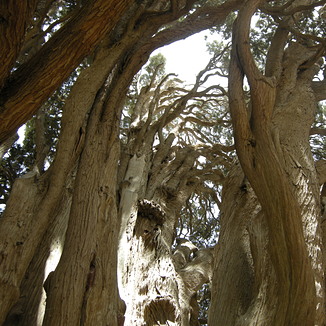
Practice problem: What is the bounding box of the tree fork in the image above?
[228,0,317,324]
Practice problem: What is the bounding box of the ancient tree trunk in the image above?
[42,97,121,325]
[119,200,213,326]
[0,172,45,325]
[117,71,221,324]
[121,200,181,325]
[210,1,325,325]
[0,41,115,323]
[117,148,203,326]
[3,180,72,326]
[0,1,242,324]
[209,164,259,325]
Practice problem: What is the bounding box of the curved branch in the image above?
[233,0,267,88]
[231,0,276,137]
[262,0,326,16]
[229,2,317,324]
[0,1,38,88]
[265,24,289,79]
[149,0,241,53]
[228,2,255,169]
[0,0,135,146]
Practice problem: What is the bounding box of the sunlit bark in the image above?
[117,63,229,325]
[42,94,121,325]
[3,182,72,326]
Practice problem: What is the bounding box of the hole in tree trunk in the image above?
[144,298,176,325]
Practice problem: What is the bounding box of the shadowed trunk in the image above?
[3,177,72,326]
[209,1,325,325]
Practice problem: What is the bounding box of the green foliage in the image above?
[210,11,236,41]
[0,66,82,215]
[0,144,32,209]
[250,12,277,69]
[177,191,220,248]
[295,8,326,39]
[139,53,167,87]
[197,283,211,325]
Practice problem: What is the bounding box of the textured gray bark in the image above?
[117,62,226,325]
[119,200,214,326]
[3,180,72,326]
[2,1,325,325]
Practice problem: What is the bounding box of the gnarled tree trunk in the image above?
[210,1,325,325]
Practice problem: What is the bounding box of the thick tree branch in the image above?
[233,0,265,87]
[310,127,326,136]
[312,80,326,101]
[0,1,38,88]
[0,0,135,146]
[316,160,326,185]
[228,1,317,324]
[149,0,241,53]
[265,25,289,79]
[0,133,18,160]
[0,0,241,148]
[228,3,255,170]
[231,0,276,134]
